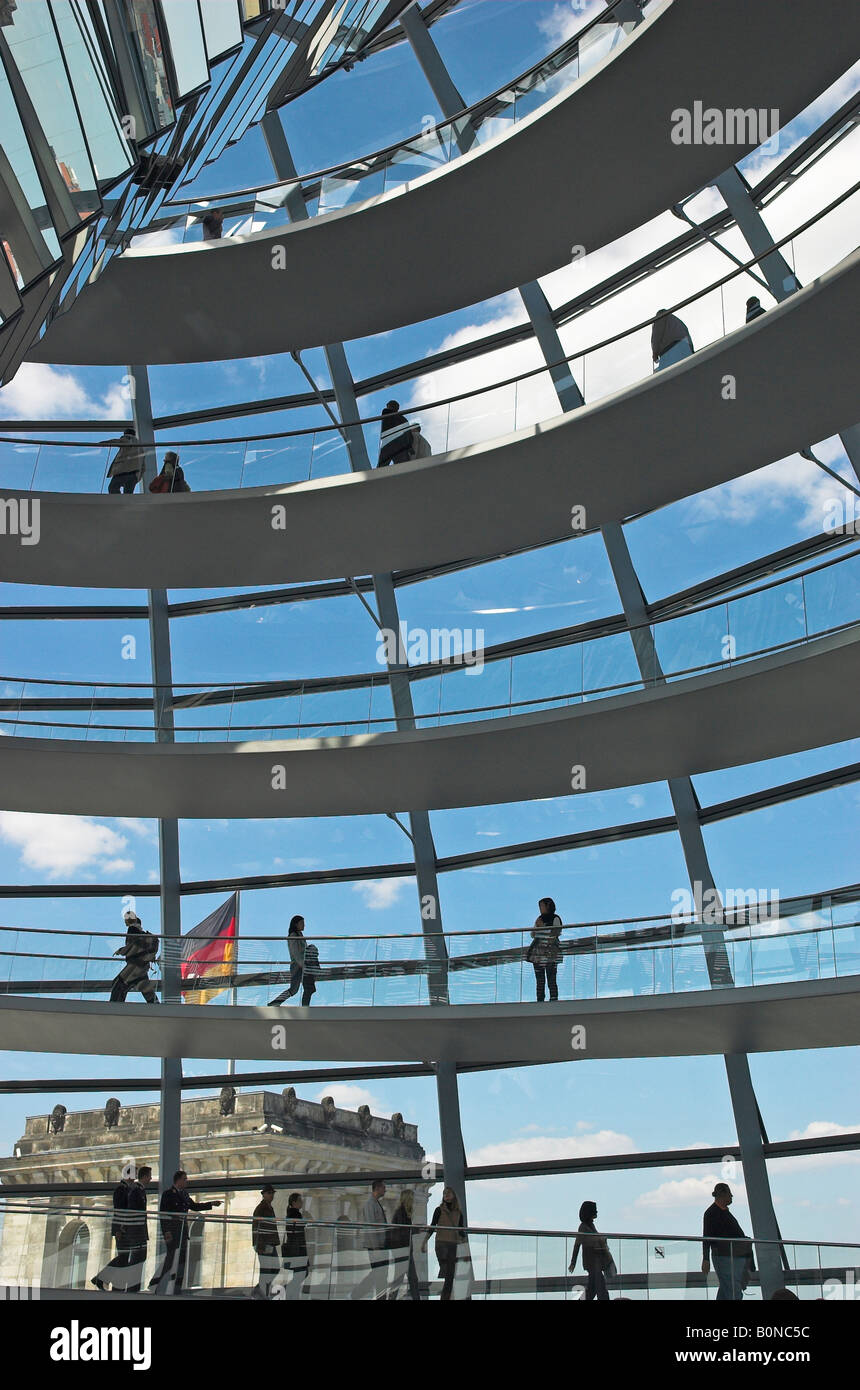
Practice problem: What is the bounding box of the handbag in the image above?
[525,941,536,962]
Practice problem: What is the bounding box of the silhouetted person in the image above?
[702,1182,754,1300]
[529,896,562,1001]
[281,1191,309,1299]
[569,1200,613,1301]
[109,910,159,1004]
[149,1170,221,1295]
[388,1189,420,1301]
[120,1165,151,1292]
[351,1179,389,1299]
[149,450,190,493]
[376,400,429,466]
[424,1186,467,1301]
[252,1183,280,1298]
[105,428,144,494]
[201,208,225,240]
[770,1287,799,1300]
[651,308,694,370]
[745,295,766,322]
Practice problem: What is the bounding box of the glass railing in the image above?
[2,184,856,496]
[1,890,857,1006]
[0,1198,854,1300]
[145,0,641,243]
[0,547,856,741]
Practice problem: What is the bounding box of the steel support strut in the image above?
[130,363,182,1196]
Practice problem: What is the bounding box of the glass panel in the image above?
[0,64,60,286]
[199,0,242,61]
[4,1,100,220]
[50,0,134,187]
[160,0,209,98]
[123,0,175,130]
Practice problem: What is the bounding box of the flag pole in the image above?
[227,890,239,1077]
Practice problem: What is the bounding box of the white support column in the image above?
[130,362,182,1196]
[435,1061,467,1224]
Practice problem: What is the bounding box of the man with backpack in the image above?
[109,909,159,1003]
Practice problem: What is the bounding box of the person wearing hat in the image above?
[109,909,159,1003]
[702,1182,755,1300]
[252,1184,281,1298]
[105,427,145,494]
[149,450,191,494]
[745,295,766,323]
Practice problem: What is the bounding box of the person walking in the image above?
[91,1165,137,1291]
[105,428,144,494]
[148,1170,221,1295]
[300,938,321,1005]
[280,1192,309,1300]
[252,1184,281,1298]
[149,451,191,493]
[651,308,694,371]
[528,896,562,1002]
[423,1187,467,1301]
[120,1165,151,1292]
[702,1182,755,1300]
[569,1200,613,1301]
[745,295,766,323]
[388,1189,420,1301]
[270,915,310,1005]
[109,910,159,1004]
[351,1180,390,1299]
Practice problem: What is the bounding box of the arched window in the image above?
[56,1221,90,1289]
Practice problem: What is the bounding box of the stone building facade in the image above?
[0,1089,429,1294]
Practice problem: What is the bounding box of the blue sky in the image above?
[0,1,858,1249]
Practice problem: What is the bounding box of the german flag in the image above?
[181,893,238,1004]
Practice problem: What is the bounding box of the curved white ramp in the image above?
[0,629,855,818]
[28,0,860,364]
[4,252,858,590]
[0,978,855,1062]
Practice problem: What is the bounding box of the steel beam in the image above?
[131,363,182,1196]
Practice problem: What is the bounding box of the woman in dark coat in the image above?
[569,1200,613,1301]
[528,896,562,1001]
[281,1192,309,1299]
[388,1189,420,1301]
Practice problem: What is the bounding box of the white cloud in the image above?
[313,1084,384,1112]
[467,1127,636,1168]
[0,362,129,421]
[774,1120,860,1172]
[352,878,408,910]
[115,818,154,839]
[0,812,132,878]
[635,1175,740,1209]
[537,1,617,51]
